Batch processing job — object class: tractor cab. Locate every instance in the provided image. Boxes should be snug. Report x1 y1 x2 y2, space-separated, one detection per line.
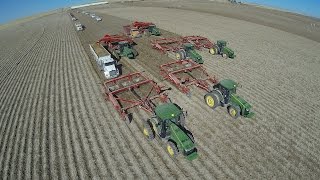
154 103 183 138
217 40 227 49
183 43 195 51
118 41 131 51
148 25 161 36
215 79 237 104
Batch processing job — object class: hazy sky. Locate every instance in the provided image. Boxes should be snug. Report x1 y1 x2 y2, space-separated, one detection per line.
0 0 319 24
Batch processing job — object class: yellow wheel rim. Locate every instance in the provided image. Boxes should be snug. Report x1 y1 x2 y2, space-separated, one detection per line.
230 108 237 117
209 48 215 55
175 53 180 60
143 128 149 136
167 145 174 156
206 96 215 107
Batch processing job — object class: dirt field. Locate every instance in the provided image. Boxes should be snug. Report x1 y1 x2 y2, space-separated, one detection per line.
1 0 320 179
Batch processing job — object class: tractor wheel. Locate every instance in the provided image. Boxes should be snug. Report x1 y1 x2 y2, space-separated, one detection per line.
228 105 240 119
132 48 138 57
204 91 220 109
222 53 228 59
209 45 219 55
143 120 155 140
175 49 186 60
167 141 179 157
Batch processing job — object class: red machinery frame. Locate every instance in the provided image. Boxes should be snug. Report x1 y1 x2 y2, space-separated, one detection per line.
150 37 183 54
104 72 168 120
160 60 218 96
98 34 133 49
182 36 214 50
123 21 156 36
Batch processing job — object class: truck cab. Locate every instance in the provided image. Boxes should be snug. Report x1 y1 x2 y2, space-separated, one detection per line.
100 58 119 79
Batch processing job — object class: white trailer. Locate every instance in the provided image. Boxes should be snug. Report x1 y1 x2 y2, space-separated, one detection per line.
89 43 120 79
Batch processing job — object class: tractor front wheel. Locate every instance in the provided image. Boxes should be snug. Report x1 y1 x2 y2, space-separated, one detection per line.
204 92 220 109
167 141 179 157
228 105 240 119
222 53 228 59
143 120 155 140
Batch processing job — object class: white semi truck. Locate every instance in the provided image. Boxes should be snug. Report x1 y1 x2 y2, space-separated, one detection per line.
89 43 120 79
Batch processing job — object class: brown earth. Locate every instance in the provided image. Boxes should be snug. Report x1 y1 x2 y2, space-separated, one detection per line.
0 1 320 179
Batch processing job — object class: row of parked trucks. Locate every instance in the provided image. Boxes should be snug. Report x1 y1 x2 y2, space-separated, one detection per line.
80 15 254 160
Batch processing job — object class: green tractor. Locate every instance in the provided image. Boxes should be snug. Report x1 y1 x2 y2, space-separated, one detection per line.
113 41 138 59
204 79 254 119
146 25 161 36
175 43 204 64
143 103 198 160
209 40 236 59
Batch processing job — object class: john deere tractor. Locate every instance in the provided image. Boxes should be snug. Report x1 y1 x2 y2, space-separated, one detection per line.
113 41 138 59
204 79 254 119
143 103 198 160
175 43 203 64
209 40 236 59
146 25 161 36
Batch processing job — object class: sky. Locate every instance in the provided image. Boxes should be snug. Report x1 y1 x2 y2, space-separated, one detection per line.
0 0 319 24
243 0 320 18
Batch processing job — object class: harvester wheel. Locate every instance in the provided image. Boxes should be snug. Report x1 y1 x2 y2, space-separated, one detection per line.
209 45 219 55
143 120 155 140
204 92 220 109
228 105 240 119
167 141 179 157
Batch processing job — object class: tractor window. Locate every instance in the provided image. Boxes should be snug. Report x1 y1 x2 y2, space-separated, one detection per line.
105 62 114 67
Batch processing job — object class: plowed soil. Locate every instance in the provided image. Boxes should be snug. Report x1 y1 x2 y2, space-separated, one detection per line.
1 1 320 179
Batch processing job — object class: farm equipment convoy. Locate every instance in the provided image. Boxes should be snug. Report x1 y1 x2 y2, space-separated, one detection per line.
104 72 198 160
123 21 161 38
182 36 236 59
151 38 203 64
160 60 254 119
98 34 138 59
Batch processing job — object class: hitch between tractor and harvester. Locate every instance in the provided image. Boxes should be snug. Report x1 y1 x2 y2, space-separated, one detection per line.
104 72 198 160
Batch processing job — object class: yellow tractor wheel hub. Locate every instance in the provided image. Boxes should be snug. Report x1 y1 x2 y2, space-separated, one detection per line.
143 128 149 136
209 48 215 55
206 96 215 107
167 145 174 156
230 109 237 117
175 53 180 60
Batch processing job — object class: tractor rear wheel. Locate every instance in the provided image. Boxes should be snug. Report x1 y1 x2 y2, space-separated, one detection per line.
204 91 220 109
209 46 218 55
175 50 186 60
228 105 240 119
167 141 179 157
178 114 185 127
143 120 155 140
